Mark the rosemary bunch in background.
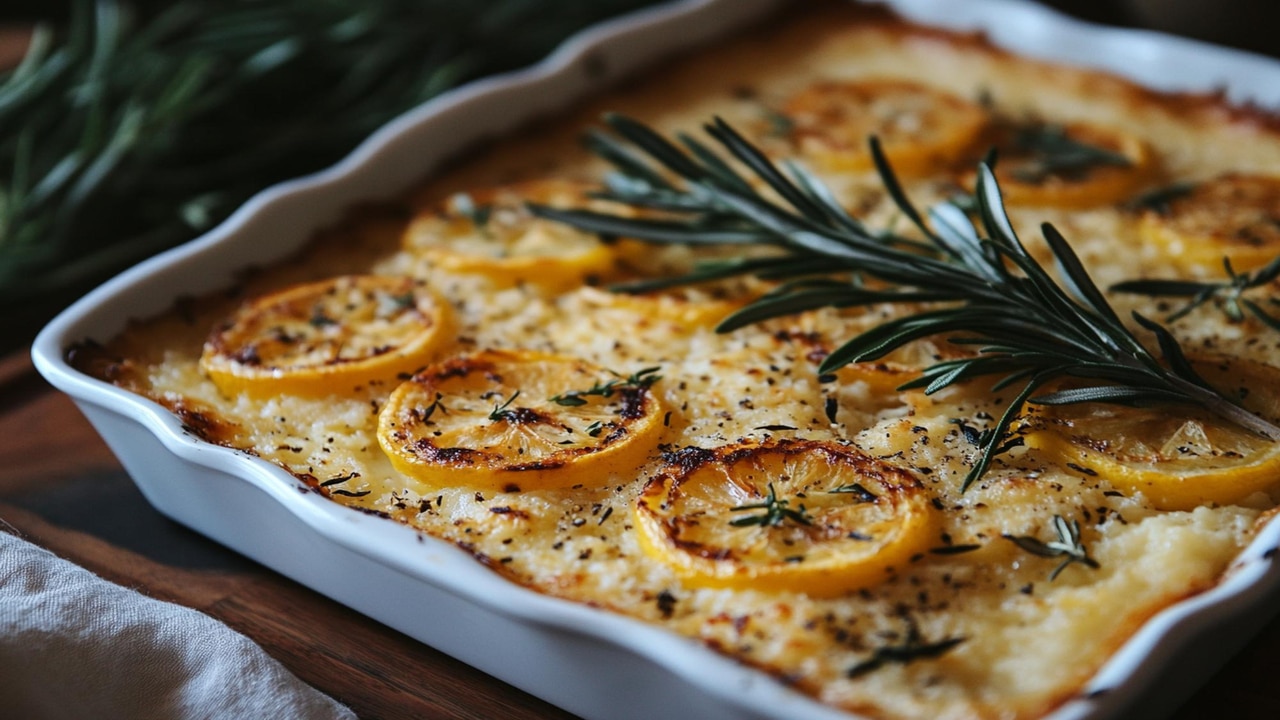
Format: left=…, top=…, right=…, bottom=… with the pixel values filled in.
left=0, top=0, right=662, bottom=353
left=531, top=114, right=1280, bottom=490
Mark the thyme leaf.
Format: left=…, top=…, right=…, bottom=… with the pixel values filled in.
left=1125, top=181, right=1197, bottom=215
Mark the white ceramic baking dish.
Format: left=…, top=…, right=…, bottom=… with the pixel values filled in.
left=31, top=1, right=1280, bottom=719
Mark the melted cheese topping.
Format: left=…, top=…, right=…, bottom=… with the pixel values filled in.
left=84, top=5, right=1280, bottom=719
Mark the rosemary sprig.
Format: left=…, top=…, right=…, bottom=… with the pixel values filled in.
left=1111, top=255, right=1280, bottom=330
left=530, top=114, right=1280, bottom=491
left=549, top=366, right=661, bottom=406
left=847, top=621, right=965, bottom=678
left=729, top=482, right=813, bottom=528
left=1003, top=514, right=1099, bottom=581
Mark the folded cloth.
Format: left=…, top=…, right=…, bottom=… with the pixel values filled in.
left=0, top=530, right=356, bottom=720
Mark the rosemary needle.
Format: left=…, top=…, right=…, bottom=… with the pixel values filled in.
left=531, top=113, right=1280, bottom=491
left=1111, top=254, right=1280, bottom=331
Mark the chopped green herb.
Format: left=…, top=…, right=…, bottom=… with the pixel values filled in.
left=550, top=366, right=662, bottom=406
left=488, top=390, right=522, bottom=422
left=829, top=482, right=877, bottom=502
left=1004, top=514, right=1099, bottom=581
left=1111, top=254, right=1280, bottom=331
left=847, top=621, right=965, bottom=678
left=1008, top=122, right=1131, bottom=183
left=730, top=482, right=813, bottom=528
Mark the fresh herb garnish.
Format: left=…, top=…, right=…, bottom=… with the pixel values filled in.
left=1003, top=514, right=1099, bottom=581
left=829, top=482, right=877, bottom=502
left=321, top=471, right=369, bottom=497
left=1111, top=254, right=1280, bottom=331
left=729, top=482, right=813, bottom=528
left=417, top=392, right=448, bottom=422
left=1126, top=181, right=1197, bottom=215
left=531, top=113, right=1280, bottom=492
left=949, top=417, right=1025, bottom=463
left=390, top=292, right=417, bottom=311
left=488, top=390, right=521, bottom=422
left=1008, top=122, right=1131, bottom=183
left=331, top=488, right=372, bottom=498
left=320, top=471, right=360, bottom=487
left=847, top=621, right=965, bottom=678
left=549, top=366, right=662, bottom=406
left=309, top=309, right=337, bottom=327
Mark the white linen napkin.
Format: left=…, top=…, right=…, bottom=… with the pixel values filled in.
left=0, top=529, right=356, bottom=720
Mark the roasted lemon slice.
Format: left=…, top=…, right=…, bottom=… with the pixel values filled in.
left=403, top=179, right=618, bottom=290
left=1024, top=355, right=1280, bottom=510
left=201, top=275, right=453, bottom=399
left=573, top=286, right=743, bottom=328
left=1139, top=174, right=1280, bottom=272
left=377, top=349, right=665, bottom=492
left=633, top=439, right=935, bottom=597
left=773, top=79, right=988, bottom=177
left=980, top=121, right=1157, bottom=208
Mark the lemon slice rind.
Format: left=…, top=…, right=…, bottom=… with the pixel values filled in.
left=1024, top=355, right=1280, bottom=510
left=377, top=349, right=665, bottom=492
left=775, top=79, right=987, bottom=177
left=200, top=275, right=453, bottom=399
left=633, top=439, right=936, bottom=597
left=403, top=179, right=619, bottom=290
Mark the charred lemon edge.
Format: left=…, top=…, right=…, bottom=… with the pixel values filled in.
left=1022, top=355, right=1280, bottom=510
left=1139, top=173, right=1280, bottom=272
left=376, top=348, right=667, bottom=492
left=778, top=78, right=989, bottom=178
left=200, top=275, right=454, bottom=399
left=402, top=178, right=621, bottom=291
left=980, top=121, right=1159, bottom=209
left=632, top=439, right=937, bottom=597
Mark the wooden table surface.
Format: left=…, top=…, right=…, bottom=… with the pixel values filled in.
left=6, top=4, right=1280, bottom=719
